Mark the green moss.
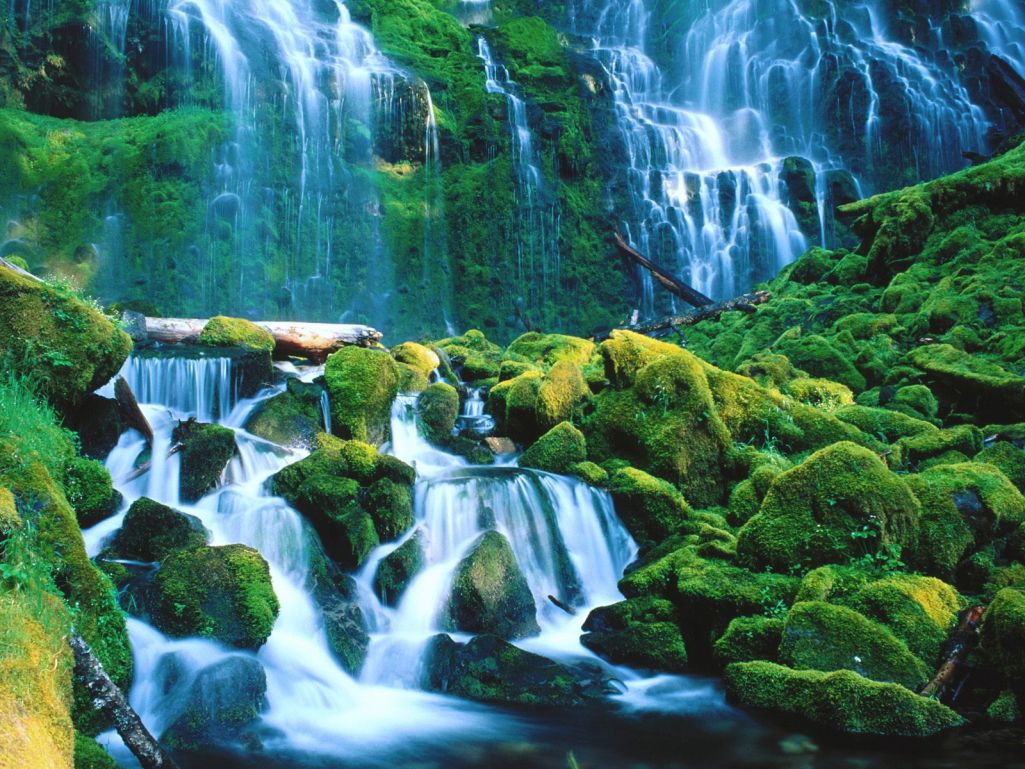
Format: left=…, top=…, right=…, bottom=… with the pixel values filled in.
left=779, top=601, right=929, bottom=688
left=581, top=597, right=688, bottom=672
left=713, top=615, right=785, bottom=666
left=171, top=421, right=237, bottom=502
left=365, top=478, right=413, bottom=541
left=519, top=421, right=587, bottom=475
left=0, top=487, right=18, bottom=534
left=738, top=442, right=921, bottom=573
left=152, top=544, right=279, bottom=649
left=897, top=425, right=983, bottom=468
left=987, top=691, right=1020, bottom=723
left=489, top=370, right=543, bottom=442
left=980, top=587, right=1025, bottom=696
left=373, top=532, right=424, bottom=606
left=725, top=661, right=963, bottom=736
left=904, top=474, right=975, bottom=580
left=197, top=316, right=275, bottom=353
left=0, top=265, right=132, bottom=413
left=908, top=344, right=1025, bottom=421
left=774, top=332, right=867, bottom=392
left=391, top=341, right=439, bottom=378
left=243, top=386, right=323, bottom=449
left=444, top=530, right=538, bottom=640
left=535, top=360, right=589, bottom=430
left=103, top=497, right=207, bottom=562
left=891, top=385, right=939, bottom=421
left=417, top=382, right=459, bottom=445
left=74, top=735, right=118, bottom=769
left=504, top=332, right=595, bottom=369
left=914, top=462, right=1025, bottom=545
left=569, top=460, right=607, bottom=487
left=976, top=441, right=1025, bottom=492
left=63, top=457, right=118, bottom=528
left=324, top=346, right=400, bottom=445
left=785, top=377, right=854, bottom=409
left=608, top=467, right=691, bottom=545
left=834, top=405, right=937, bottom=443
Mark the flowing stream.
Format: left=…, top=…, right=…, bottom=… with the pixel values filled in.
left=85, top=353, right=728, bottom=767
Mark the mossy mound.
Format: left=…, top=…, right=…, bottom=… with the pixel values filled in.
left=103, top=497, right=207, bottom=563
left=737, top=442, right=920, bottom=573
left=907, top=344, right=1025, bottom=422
left=197, top=316, right=275, bottom=353
left=725, top=661, right=963, bottom=737
left=778, top=601, right=930, bottom=689
left=581, top=597, right=688, bottom=671
left=0, top=265, right=132, bottom=412
left=981, top=587, right=1025, bottom=699
left=74, top=735, right=118, bottom=769
left=608, top=466, right=691, bottom=545
left=897, top=425, right=983, bottom=468
left=324, top=346, right=400, bottom=445
left=914, top=462, right=1025, bottom=546
left=151, top=544, right=279, bottom=650
left=503, top=332, right=595, bottom=369
left=976, top=441, right=1025, bottom=493
left=535, top=360, right=590, bottom=431
left=435, top=330, right=502, bottom=384
left=416, top=382, right=459, bottom=445
left=444, top=530, right=539, bottom=640
left=373, top=532, right=424, bottom=607
left=63, top=457, right=120, bottom=527
left=171, top=420, right=237, bottom=502
left=391, top=341, right=439, bottom=378
left=243, top=379, right=325, bottom=449
left=271, top=435, right=415, bottom=569
left=518, top=421, right=587, bottom=475
left=713, top=615, right=785, bottom=666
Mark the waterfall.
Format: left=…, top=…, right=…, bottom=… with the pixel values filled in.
left=569, top=0, right=992, bottom=311
left=973, top=0, right=1025, bottom=72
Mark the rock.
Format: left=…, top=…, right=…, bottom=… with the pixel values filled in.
left=484, top=436, right=516, bottom=454
left=422, top=633, right=614, bottom=706
left=908, top=344, right=1025, bottom=422
left=198, top=316, right=275, bottom=353
left=519, top=421, right=587, bottom=475
left=67, top=395, right=125, bottom=460
left=713, top=615, right=785, bottom=666
left=981, top=587, right=1025, bottom=700
left=444, top=530, right=539, bottom=640
left=243, top=380, right=324, bottom=449
left=324, top=346, right=399, bottom=445
left=897, top=425, right=983, bottom=467
left=308, top=551, right=369, bottom=675
left=416, top=382, right=459, bottom=445
left=535, top=360, right=590, bottom=431
left=725, top=661, right=963, bottom=737
left=608, top=466, right=691, bottom=545
left=172, top=420, right=237, bottom=502
left=504, top=332, right=595, bottom=369
left=151, top=544, right=279, bottom=649
left=435, top=330, right=502, bottom=384
left=581, top=597, right=688, bottom=672
left=103, top=497, right=208, bottom=562
left=373, top=532, right=425, bottom=606
left=161, top=656, right=267, bottom=750
left=391, top=341, right=440, bottom=378
left=780, top=155, right=820, bottom=235
left=63, top=457, right=121, bottom=527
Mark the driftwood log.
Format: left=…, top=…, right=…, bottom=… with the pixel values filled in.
left=595, top=291, right=771, bottom=342
left=142, top=317, right=382, bottom=359
left=920, top=604, right=986, bottom=701
left=614, top=233, right=715, bottom=309
left=114, top=376, right=154, bottom=444
left=70, top=631, right=180, bottom=769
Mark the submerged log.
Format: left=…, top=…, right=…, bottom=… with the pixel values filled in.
left=595, top=291, right=771, bottom=342
left=142, top=317, right=382, bottom=359
left=114, top=376, right=154, bottom=445
left=70, top=631, right=180, bottom=769
left=548, top=594, right=577, bottom=616
left=920, top=604, right=986, bottom=702
left=613, top=233, right=715, bottom=309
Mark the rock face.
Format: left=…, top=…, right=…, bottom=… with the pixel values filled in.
left=103, top=497, right=207, bottom=562
left=422, top=634, right=614, bottom=706
left=172, top=420, right=237, bottom=502
left=151, top=545, right=279, bottom=650
left=443, top=530, right=539, bottom=640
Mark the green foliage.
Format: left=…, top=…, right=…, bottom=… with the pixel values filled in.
left=74, top=735, right=118, bottom=769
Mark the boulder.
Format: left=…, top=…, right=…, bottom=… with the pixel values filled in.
left=712, top=615, right=785, bottom=666
left=172, top=420, right=237, bottom=502
left=581, top=597, right=688, bottom=671
left=519, top=421, right=587, bottom=475
left=308, top=551, right=369, bottom=676
left=243, top=379, right=325, bottom=449
left=373, top=532, right=425, bottom=606
left=103, top=497, right=207, bottom=562
left=981, top=587, right=1025, bottom=700
left=63, top=457, right=121, bottom=527
left=197, top=316, right=275, bottom=352
left=608, top=466, right=690, bottom=545
left=416, top=382, right=459, bottom=445
left=324, top=346, right=399, bottom=445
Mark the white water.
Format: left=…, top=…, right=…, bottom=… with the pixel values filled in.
left=86, top=354, right=723, bottom=762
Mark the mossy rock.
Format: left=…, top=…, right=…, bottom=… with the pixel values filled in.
left=161, top=656, right=267, bottom=750
left=436, top=331, right=502, bottom=383
left=907, top=344, right=1025, bottom=422
left=373, top=532, right=425, bottom=607
left=737, top=442, right=921, bottom=573
left=0, top=265, right=132, bottom=413
left=74, top=735, right=118, bottom=769
left=914, top=462, right=1025, bottom=546
left=581, top=597, right=688, bottom=672
left=891, top=384, right=939, bottom=421
left=391, top=341, right=439, bottom=378
left=198, top=316, right=275, bottom=353
left=519, top=421, right=587, bottom=475
left=535, top=360, right=589, bottom=430
left=172, top=420, right=237, bottom=502
left=243, top=386, right=323, bottom=449
left=904, top=473, right=976, bottom=581
left=834, top=405, right=937, bottom=443
left=487, top=370, right=543, bottom=443
left=774, top=332, right=867, bottom=392
left=897, top=425, right=983, bottom=468
left=307, top=549, right=369, bottom=676
left=725, top=661, right=963, bottom=736
left=364, top=477, right=414, bottom=542
left=987, top=691, right=1021, bottom=723
left=980, top=587, right=1025, bottom=698
left=103, top=497, right=207, bottom=562
left=504, top=332, right=595, bottom=369
left=151, top=544, right=279, bottom=650
left=569, top=460, right=608, bottom=487
left=324, top=346, right=400, bottom=445
left=785, top=377, right=854, bottom=409
left=794, top=564, right=876, bottom=604
left=608, top=466, right=691, bottom=545
left=444, top=530, right=539, bottom=640
left=713, top=615, right=785, bottom=666
left=778, top=601, right=929, bottom=689
left=64, top=457, right=120, bottom=527
left=416, top=382, right=459, bottom=445
left=422, top=633, right=611, bottom=707
left=735, top=352, right=803, bottom=389
left=976, top=441, right=1025, bottom=492
left=0, top=487, right=18, bottom=534
left=67, top=395, right=125, bottom=460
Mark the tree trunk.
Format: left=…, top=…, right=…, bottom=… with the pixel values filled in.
left=614, top=233, right=715, bottom=308
left=70, top=631, right=180, bottom=769
left=595, top=291, right=771, bottom=342
left=920, top=605, right=986, bottom=702
left=114, top=376, right=154, bottom=444
left=141, top=317, right=382, bottom=360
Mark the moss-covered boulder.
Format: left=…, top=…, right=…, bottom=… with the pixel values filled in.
left=834, top=404, right=937, bottom=442
left=504, top=332, right=595, bottom=369
left=416, top=382, right=459, bottom=445
left=608, top=467, right=691, bottom=545
left=487, top=370, right=543, bottom=442
left=435, top=330, right=502, bottom=384
left=778, top=601, right=930, bottom=689
left=422, top=633, right=611, bottom=707
left=364, top=477, right=414, bottom=541
left=725, top=661, right=963, bottom=736
left=161, top=656, right=267, bottom=750
left=373, top=532, right=424, bottom=607
left=908, top=344, right=1025, bottom=422
left=737, top=442, right=921, bottom=573
left=581, top=597, right=687, bottom=671
left=535, top=360, right=590, bottom=430
left=67, top=394, right=126, bottom=460
left=976, top=442, right=1025, bottom=493
left=171, top=420, right=236, bottom=502
left=914, top=462, right=1025, bottom=547
left=307, top=549, right=369, bottom=676
left=324, top=346, right=400, bottom=445
left=713, top=616, right=785, bottom=666
left=905, top=473, right=976, bottom=581
left=243, top=379, right=325, bottom=449
left=103, top=497, right=207, bottom=562
left=897, top=425, right=983, bottom=468
left=64, top=457, right=120, bottom=527
left=981, top=587, right=1025, bottom=699
left=151, top=544, right=279, bottom=650
left=0, top=265, right=132, bottom=412
left=775, top=332, right=867, bottom=392
left=391, top=341, right=440, bottom=379
left=197, top=316, right=275, bottom=353
left=519, top=421, right=586, bottom=475
left=444, top=530, right=538, bottom=640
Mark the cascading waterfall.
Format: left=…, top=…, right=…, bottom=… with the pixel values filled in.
left=568, top=0, right=992, bottom=311
left=973, top=0, right=1025, bottom=72
left=476, top=37, right=562, bottom=321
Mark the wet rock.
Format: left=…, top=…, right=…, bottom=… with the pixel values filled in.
left=67, top=394, right=126, bottom=460
left=64, top=457, right=121, bottom=527
left=102, top=497, right=208, bottom=562
left=244, top=379, right=324, bottom=449
left=581, top=597, right=688, bottom=672
left=309, top=552, right=370, bottom=676
left=373, top=531, right=425, bottom=607
left=172, top=419, right=237, bottom=502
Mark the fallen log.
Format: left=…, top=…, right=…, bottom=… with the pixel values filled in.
left=117, top=443, right=183, bottom=484
left=595, top=291, right=771, bottom=342
left=614, top=233, right=715, bottom=309
left=142, top=317, right=382, bottom=359
left=548, top=594, right=577, bottom=616
left=70, top=631, right=180, bottom=769
left=0, top=256, right=42, bottom=281
left=114, top=376, right=154, bottom=444
left=920, top=604, right=986, bottom=702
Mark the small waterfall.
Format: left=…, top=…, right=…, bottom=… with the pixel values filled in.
left=455, top=387, right=495, bottom=437
left=103, top=354, right=238, bottom=422
left=476, top=37, right=562, bottom=325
